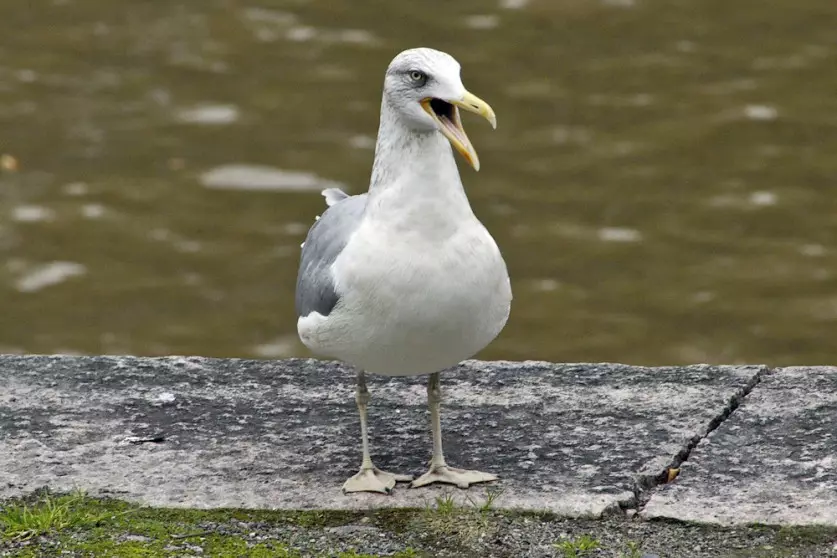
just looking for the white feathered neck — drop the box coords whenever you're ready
[363,98,476,239]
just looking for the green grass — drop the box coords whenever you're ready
[554,534,649,558]
[464,486,504,513]
[0,489,126,542]
[554,534,602,557]
[0,490,428,558]
[774,525,837,546]
[3,490,837,557]
[433,493,457,516]
[412,487,511,551]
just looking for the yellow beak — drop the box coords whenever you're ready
[420,90,497,171]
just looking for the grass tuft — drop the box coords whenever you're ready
[620,540,643,558]
[464,486,505,514]
[433,493,457,515]
[553,533,601,557]
[0,489,125,542]
[415,490,497,551]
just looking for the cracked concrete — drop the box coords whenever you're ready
[642,366,837,526]
[631,365,767,509]
[0,356,766,519]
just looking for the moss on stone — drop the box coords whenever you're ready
[2,491,837,558]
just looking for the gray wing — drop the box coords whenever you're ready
[295,190,367,318]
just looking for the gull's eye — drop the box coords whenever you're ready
[408,70,427,86]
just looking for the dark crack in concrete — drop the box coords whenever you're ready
[632,365,768,511]
[643,366,837,526]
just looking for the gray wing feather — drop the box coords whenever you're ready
[295,192,367,318]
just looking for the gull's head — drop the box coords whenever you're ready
[383,47,497,171]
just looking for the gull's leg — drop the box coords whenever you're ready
[342,370,413,494]
[410,372,499,489]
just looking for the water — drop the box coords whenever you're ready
[1,0,836,366]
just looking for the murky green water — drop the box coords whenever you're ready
[1,0,836,366]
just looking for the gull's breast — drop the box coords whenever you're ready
[314,220,512,376]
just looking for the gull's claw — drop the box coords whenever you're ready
[343,467,414,494]
[410,465,498,489]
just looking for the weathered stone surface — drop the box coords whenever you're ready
[642,366,837,526]
[0,356,761,515]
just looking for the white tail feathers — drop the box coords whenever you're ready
[321,188,349,207]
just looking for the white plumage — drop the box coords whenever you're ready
[295,47,512,493]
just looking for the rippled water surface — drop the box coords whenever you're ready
[2,0,836,365]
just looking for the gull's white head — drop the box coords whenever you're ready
[383,47,497,171]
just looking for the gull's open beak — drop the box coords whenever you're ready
[421,91,497,171]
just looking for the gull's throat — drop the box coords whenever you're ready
[369,98,460,189]
[366,97,471,230]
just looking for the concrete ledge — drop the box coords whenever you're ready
[1,355,767,520]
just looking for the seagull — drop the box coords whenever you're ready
[295,47,512,494]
